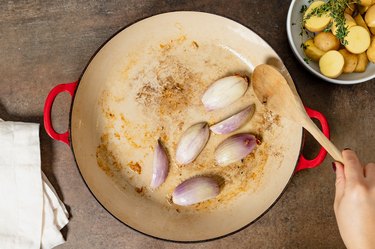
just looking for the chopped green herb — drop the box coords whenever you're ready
[323,22,333,32]
[303,57,311,64]
[302,0,360,45]
[300,5,308,13]
[301,43,308,49]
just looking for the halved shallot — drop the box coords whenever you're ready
[172,176,220,206]
[215,133,257,166]
[150,139,169,189]
[201,75,248,111]
[210,104,255,134]
[175,122,210,165]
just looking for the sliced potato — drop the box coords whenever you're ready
[354,14,370,33]
[345,13,357,24]
[314,32,340,52]
[303,39,325,61]
[332,13,356,36]
[354,52,369,72]
[302,1,373,76]
[319,50,345,78]
[304,1,331,32]
[345,26,371,54]
[345,3,356,16]
[365,5,375,27]
[358,0,372,6]
[366,39,375,63]
[338,49,358,73]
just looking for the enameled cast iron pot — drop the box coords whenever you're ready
[43,12,329,242]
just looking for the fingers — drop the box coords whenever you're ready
[364,163,375,182]
[343,150,364,182]
[334,161,346,206]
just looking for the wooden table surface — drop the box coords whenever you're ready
[1,1,374,248]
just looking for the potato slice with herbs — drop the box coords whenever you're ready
[332,13,356,36]
[319,50,344,78]
[304,1,332,32]
[345,26,371,54]
[303,39,325,61]
[338,49,358,73]
[301,0,375,77]
[354,52,369,72]
[314,32,340,52]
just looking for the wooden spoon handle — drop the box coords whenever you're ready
[303,117,344,163]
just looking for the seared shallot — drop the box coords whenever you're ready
[201,75,248,111]
[175,122,210,165]
[215,133,257,166]
[210,104,255,134]
[150,139,169,189]
[172,176,220,206]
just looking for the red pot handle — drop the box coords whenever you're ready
[43,81,78,146]
[295,107,329,172]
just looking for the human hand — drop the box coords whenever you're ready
[334,149,375,249]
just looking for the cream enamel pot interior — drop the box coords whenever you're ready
[43,12,330,242]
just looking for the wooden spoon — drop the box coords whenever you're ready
[252,64,343,163]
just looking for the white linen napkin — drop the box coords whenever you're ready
[0,120,69,249]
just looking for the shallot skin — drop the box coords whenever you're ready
[172,176,220,206]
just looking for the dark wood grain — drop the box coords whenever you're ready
[2,1,374,248]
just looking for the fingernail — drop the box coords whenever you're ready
[332,162,336,172]
[344,148,351,151]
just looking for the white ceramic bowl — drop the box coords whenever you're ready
[286,0,375,84]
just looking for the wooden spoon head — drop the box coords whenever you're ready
[251,64,304,121]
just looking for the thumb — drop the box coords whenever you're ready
[334,161,345,209]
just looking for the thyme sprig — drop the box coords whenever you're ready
[301,0,360,45]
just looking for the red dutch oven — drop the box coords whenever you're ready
[43,12,328,242]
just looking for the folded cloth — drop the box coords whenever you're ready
[0,120,69,249]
